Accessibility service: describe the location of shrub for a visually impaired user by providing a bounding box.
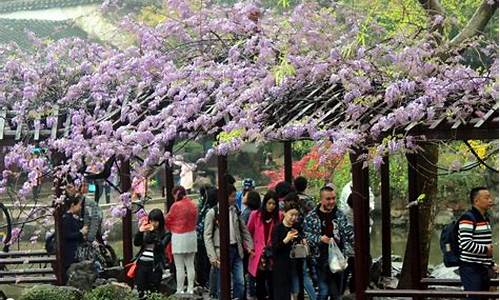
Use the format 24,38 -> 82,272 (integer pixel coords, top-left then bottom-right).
21,285 -> 81,300
145,292 -> 169,300
83,283 -> 136,300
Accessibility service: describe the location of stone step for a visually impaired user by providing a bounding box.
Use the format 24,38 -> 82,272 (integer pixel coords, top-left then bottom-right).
0,275 -> 56,284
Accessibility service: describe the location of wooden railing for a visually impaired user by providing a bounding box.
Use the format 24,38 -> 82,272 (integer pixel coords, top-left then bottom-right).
365,289 -> 499,299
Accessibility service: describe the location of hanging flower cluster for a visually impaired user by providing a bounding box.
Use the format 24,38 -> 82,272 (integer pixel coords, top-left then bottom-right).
0,0 -> 495,224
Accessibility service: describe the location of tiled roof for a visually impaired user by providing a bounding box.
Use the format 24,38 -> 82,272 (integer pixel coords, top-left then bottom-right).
0,0 -> 102,14
0,18 -> 88,49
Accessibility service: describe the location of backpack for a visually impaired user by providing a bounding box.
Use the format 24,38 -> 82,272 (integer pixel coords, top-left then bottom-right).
440,211 -> 475,267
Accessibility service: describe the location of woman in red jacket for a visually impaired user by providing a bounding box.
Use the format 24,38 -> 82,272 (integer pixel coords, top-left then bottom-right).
247,190 -> 281,300
165,186 -> 198,295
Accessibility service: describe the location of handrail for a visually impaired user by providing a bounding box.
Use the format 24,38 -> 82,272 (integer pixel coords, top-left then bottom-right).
421,277 -> 499,287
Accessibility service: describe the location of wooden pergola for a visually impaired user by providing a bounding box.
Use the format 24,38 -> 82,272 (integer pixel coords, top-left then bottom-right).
0,75 -> 497,299
259,83 -> 499,299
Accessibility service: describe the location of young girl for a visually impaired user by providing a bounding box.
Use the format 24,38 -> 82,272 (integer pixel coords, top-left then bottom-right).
247,190 -> 281,300
134,209 -> 169,299
272,200 -> 305,300
165,186 -> 198,295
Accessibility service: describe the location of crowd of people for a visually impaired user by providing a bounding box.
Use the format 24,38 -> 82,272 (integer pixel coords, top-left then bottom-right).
59,174 -> 356,300
160,175 -> 355,300
58,174 -> 497,300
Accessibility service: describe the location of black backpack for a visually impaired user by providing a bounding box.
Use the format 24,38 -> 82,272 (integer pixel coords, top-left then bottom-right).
440,211 -> 475,267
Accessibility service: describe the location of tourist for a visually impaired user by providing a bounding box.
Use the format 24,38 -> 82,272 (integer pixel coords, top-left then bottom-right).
304,185 -> 354,300
82,182 -> 103,246
62,194 -> 88,284
458,187 -> 496,298
294,176 -> 316,214
247,190 -> 281,300
204,184 -> 254,300
236,178 -> 255,210
241,190 -> 261,224
275,181 -> 294,210
164,186 -> 198,295
241,190 -> 261,299
271,199 -> 305,300
195,185 -> 218,288
284,191 -> 317,300
134,209 -> 170,299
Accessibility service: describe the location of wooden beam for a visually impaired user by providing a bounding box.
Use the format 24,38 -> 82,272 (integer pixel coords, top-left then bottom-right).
407,152 -> 423,291
474,104 -> 498,128
34,118 -> 41,141
350,151 -> 370,300
63,114 -> 71,137
365,289 -> 499,298
284,141 -> 293,183
119,160 -> 133,286
164,142 -> 174,212
15,121 -> 22,141
0,109 -> 6,141
217,154 -> 231,300
53,177 -> 64,285
51,107 -> 59,140
380,156 -> 392,277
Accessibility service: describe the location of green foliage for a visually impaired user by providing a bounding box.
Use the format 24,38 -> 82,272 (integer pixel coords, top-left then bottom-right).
217,129 -> 245,143
292,140 -> 315,158
21,285 -> 82,300
145,292 -> 169,300
273,52 -> 296,85
83,284 -> 136,300
331,154 -> 352,193
174,140 -> 205,162
338,0 -> 498,41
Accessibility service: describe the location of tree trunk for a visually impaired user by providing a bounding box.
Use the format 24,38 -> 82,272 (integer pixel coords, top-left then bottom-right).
398,143 -> 438,289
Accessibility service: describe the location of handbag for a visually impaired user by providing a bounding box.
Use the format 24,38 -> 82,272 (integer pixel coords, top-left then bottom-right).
259,246 -> 273,270
76,241 -> 107,270
290,243 -> 309,259
328,240 -> 347,273
125,261 -> 137,278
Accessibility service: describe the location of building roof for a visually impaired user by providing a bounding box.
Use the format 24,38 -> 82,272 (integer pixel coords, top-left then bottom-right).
0,18 -> 88,49
0,0 -> 101,14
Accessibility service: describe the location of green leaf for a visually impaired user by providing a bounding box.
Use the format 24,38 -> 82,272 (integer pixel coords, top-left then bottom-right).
417,193 -> 426,203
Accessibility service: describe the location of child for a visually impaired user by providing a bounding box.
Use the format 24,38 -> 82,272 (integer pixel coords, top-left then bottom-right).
134,209 -> 170,299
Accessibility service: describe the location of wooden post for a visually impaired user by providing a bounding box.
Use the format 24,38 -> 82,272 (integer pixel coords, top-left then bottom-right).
350,151 -> 370,300
381,156 -> 392,277
407,153 -> 423,291
284,141 -> 293,183
53,177 -> 65,286
120,160 -> 133,286
217,154 -> 231,300
164,143 -> 174,212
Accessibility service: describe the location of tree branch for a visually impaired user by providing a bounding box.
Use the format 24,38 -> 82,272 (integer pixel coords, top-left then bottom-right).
418,0 -> 447,33
450,0 -> 499,46
463,140 -> 499,173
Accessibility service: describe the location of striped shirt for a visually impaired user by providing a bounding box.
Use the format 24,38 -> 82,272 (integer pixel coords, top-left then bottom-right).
458,208 -> 492,266
139,244 -> 155,262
